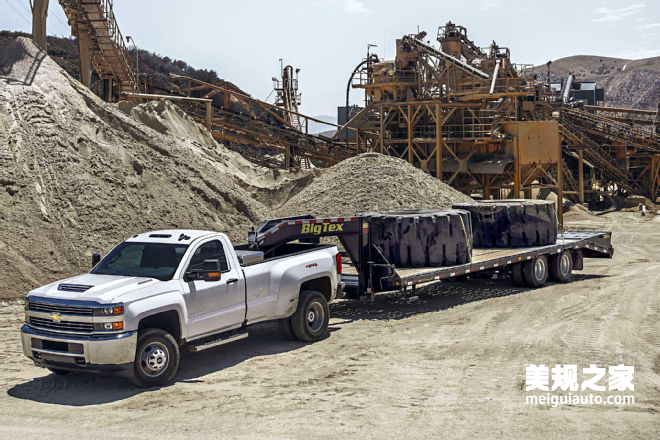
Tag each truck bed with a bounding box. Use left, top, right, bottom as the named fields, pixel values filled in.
left=342, top=231, right=612, bottom=292
left=234, top=242, right=335, bottom=266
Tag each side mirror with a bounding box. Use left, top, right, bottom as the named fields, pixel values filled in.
left=185, top=259, right=221, bottom=282
left=92, top=252, right=101, bottom=268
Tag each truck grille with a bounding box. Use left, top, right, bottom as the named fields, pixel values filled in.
left=28, top=301, right=94, bottom=316
left=29, top=317, right=94, bottom=333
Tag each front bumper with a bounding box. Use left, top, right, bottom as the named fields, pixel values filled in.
left=21, top=325, right=137, bottom=371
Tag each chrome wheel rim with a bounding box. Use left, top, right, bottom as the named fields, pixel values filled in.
left=560, top=253, right=571, bottom=276
left=534, top=258, right=546, bottom=280
left=139, top=342, right=169, bottom=377
left=306, top=301, right=324, bottom=333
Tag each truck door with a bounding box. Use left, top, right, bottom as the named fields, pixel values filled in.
left=182, top=238, right=246, bottom=338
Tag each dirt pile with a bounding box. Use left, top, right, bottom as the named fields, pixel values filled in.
left=0, top=37, right=271, bottom=298
left=121, top=98, right=302, bottom=193
left=275, top=153, right=472, bottom=217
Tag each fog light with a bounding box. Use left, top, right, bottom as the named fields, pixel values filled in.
left=103, top=322, right=113, bottom=330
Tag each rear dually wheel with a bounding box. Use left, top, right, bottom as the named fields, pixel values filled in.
left=290, top=290, right=329, bottom=342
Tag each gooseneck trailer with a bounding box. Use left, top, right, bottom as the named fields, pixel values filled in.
left=249, top=211, right=613, bottom=299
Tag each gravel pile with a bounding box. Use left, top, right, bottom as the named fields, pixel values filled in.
left=0, top=38, right=472, bottom=299
left=0, top=38, right=272, bottom=298
left=275, top=153, right=472, bottom=218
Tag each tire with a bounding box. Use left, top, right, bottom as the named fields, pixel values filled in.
left=47, top=367, right=71, bottom=376
left=453, top=200, right=557, bottom=248
left=523, top=255, right=549, bottom=288
left=549, top=250, right=573, bottom=283
left=369, top=209, right=472, bottom=268
left=278, top=317, right=296, bottom=340
left=129, top=328, right=180, bottom=388
left=511, top=263, right=525, bottom=286
left=290, top=290, right=329, bottom=342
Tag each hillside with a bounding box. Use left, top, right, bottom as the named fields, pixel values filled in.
left=535, top=55, right=660, bottom=109
left=0, top=30, right=244, bottom=96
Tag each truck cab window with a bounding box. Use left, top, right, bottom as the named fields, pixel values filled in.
left=189, top=240, right=229, bottom=272
left=92, top=242, right=189, bottom=281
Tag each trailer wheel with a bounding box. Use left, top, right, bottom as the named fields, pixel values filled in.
left=129, top=328, right=180, bottom=388
left=290, top=290, right=329, bottom=342
left=523, top=255, right=548, bottom=287
left=278, top=317, right=296, bottom=340
left=549, top=250, right=573, bottom=283
left=511, top=263, right=525, bottom=286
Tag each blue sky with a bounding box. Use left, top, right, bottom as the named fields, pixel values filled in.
left=1, top=0, right=659, bottom=116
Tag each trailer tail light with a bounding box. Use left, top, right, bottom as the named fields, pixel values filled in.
left=336, top=253, right=342, bottom=274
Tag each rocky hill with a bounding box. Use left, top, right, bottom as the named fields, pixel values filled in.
left=535, top=55, right=660, bottom=109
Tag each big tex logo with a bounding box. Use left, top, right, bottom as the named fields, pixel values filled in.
left=300, top=222, right=344, bottom=235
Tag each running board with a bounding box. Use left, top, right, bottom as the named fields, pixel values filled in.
left=188, top=331, right=249, bottom=352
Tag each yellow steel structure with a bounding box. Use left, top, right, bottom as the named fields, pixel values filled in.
left=341, top=22, right=562, bottom=220
left=59, top=0, right=139, bottom=100
left=170, top=74, right=357, bottom=168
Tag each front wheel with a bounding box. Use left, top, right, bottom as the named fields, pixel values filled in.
left=129, top=328, right=180, bottom=388
left=290, top=290, right=329, bottom=342
left=278, top=317, right=296, bottom=340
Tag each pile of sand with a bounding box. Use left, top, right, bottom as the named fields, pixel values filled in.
left=0, top=38, right=273, bottom=298
left=0, top=38, right=473, bottom=299
left=120, top=99, right=314, bottom=208
left=275, top=153, right=473, bottom=217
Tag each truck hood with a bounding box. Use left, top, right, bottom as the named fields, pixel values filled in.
left=28, top=273, right=159, bottom=304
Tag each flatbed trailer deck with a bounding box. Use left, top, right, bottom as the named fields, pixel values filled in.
left=340, top=231, right=613, bottom=295
left=249, top=215, right=613, bottom=299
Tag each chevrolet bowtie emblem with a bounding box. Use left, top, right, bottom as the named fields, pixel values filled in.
left=50, top=313, right=63, bottom=323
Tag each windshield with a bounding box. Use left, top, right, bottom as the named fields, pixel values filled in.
left=91, top=242, right=189, bottom=281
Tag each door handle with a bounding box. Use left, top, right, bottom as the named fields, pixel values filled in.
left=226, top=278, right=239, bottom=285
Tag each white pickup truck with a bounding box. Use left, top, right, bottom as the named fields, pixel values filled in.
left=21, top=229, right=343, bottom=387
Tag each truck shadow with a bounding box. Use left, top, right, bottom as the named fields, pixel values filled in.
left=6, top=322, right=309, bottom=406
left=7, top=274, right=604, bottom=405
left=330, top=273, right=608, bottom=322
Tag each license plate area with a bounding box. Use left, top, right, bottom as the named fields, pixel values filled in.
left=31, top=338, right=84, bottom=354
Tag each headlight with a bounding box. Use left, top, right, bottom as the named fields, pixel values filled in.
left=94, top=305, right=124, bottom=316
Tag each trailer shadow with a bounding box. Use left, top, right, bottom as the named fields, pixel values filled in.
left=7, top=322, right=310, bottom=406
left=330, top=273, right=608, bottom=323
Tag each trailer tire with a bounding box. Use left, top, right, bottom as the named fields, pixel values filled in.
left=511, top=263, right=525, bottom=286
left=278, top=317, right=296, bottom=340
left=369, top=209, right=472, bottom=268
left=290, top=290, right=329, bottom=342
left=453, top=200, right=557, bottom=248
left=129, top=328, right=180, bottom=388
left=523, top=255, right=548, bottom=287
left=549, top=250, right=573, bottom=283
